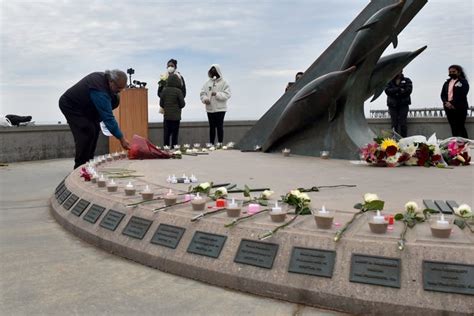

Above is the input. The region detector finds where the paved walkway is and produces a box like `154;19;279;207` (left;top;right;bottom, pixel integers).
0;159;346;316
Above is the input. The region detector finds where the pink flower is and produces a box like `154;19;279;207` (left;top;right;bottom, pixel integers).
80;167;91;181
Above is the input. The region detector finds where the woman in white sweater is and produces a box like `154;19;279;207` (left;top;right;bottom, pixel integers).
200;64;231;145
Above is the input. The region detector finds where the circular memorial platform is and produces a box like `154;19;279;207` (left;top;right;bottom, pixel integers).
50;151;474;315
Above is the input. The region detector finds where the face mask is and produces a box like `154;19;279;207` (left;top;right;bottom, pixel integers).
167;66;175;74
449;74;458;79
211;76;217;81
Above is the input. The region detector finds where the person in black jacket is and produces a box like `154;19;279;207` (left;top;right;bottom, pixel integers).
441;65;470;138
160;74;185;147
59;70;130;169
384;72;413;137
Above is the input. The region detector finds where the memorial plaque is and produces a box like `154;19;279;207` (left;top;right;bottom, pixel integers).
423;261;474;296
71;199;90;217
434;200;453;214
446;200;459;212
83;204;106;224
99;210;125;231
122;216;152;240
55;179;65;193
187;231;227;258
151;224;186;249
55;184;66;199
350;254;401;288
234;239;279;269
288;247;336;278
62;194;79;210
423;200;440;213
58;189;71;204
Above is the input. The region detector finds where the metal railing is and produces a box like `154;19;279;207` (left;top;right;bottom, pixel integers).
370;107;474;118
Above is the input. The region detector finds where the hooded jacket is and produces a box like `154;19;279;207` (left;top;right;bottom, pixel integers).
160;74;185;121
200;64;231;113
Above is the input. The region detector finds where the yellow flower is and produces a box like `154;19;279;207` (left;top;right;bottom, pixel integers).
380;138;399;151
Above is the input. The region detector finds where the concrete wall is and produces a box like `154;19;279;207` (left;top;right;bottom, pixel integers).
1;118;472;163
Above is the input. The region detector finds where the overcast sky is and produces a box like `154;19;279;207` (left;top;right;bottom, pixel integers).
0;0;472;124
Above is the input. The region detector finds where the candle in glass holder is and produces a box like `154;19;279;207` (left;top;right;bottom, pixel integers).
282;148;291;157
164;189;177;206
107;179;118;192
226;198;241;217
369;210;388;234
191;193;206;211
190;174;198;183
106;154;113;162
141;185;154;200
112;152;120;160
97;174;106;187
90;172;98;183
124;181;136;196
314;205;335;229
270;201;286;222
431;214;452;238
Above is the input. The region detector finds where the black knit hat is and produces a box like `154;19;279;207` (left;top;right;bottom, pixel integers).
167;59;177;67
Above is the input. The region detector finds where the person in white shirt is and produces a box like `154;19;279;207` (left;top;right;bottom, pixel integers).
200;64;231;144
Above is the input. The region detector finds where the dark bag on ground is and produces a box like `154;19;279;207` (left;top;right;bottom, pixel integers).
6;114;32;126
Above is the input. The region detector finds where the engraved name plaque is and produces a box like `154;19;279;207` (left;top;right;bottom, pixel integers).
423;261;474;296
234;239;279;269
288;247;336;278
350;254;401;288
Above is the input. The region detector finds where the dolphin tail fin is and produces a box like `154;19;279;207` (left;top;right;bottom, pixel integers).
328;99;338;122
355;21;378;32
370;86;385;102
392;35;398;48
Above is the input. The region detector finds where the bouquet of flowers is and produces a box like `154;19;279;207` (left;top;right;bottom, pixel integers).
360;137;403;167
360;134;447;167
439;138;472;166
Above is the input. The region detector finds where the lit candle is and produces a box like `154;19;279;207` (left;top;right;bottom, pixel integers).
166;175;172;183
372;210;385;224
319;205;328;214
126;181;134;190
143;185;151;193
190;174;198;183
167;189;173;196
437;214;450;228
248;203;260;215
171;175;177;184
191;193;206;211
228;198;238;209
184;177;190;184
271;201;282;214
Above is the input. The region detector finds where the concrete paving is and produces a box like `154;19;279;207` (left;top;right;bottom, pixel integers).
0;158;347;316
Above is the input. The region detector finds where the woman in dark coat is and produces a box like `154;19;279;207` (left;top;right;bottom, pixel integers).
441;65;470;138
160;74;185;146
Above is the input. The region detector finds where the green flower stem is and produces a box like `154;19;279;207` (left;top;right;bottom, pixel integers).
228;188;270;193
153;200;190;212
108;175;144;178
258;210;303;240
191;208;228;222
224;209;270;228
334;210;364;242
465;221;474;233
398;222;409;251
127;197;164;207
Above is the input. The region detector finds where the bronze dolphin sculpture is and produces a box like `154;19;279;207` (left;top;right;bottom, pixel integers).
262;66;356;152
342;0;406;70
367;45;427;102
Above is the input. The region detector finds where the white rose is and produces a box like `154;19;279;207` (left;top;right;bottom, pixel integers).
199;182;210;190
290;190;301;197
209;146;216;151
215;187;227;196
404;201;419;212
299;193;311;202
403;143;418;156
386;155;398;165
261;190;274;199
222;146;228;150
455;204;472;218
173;150;182;155
364;193;379;203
